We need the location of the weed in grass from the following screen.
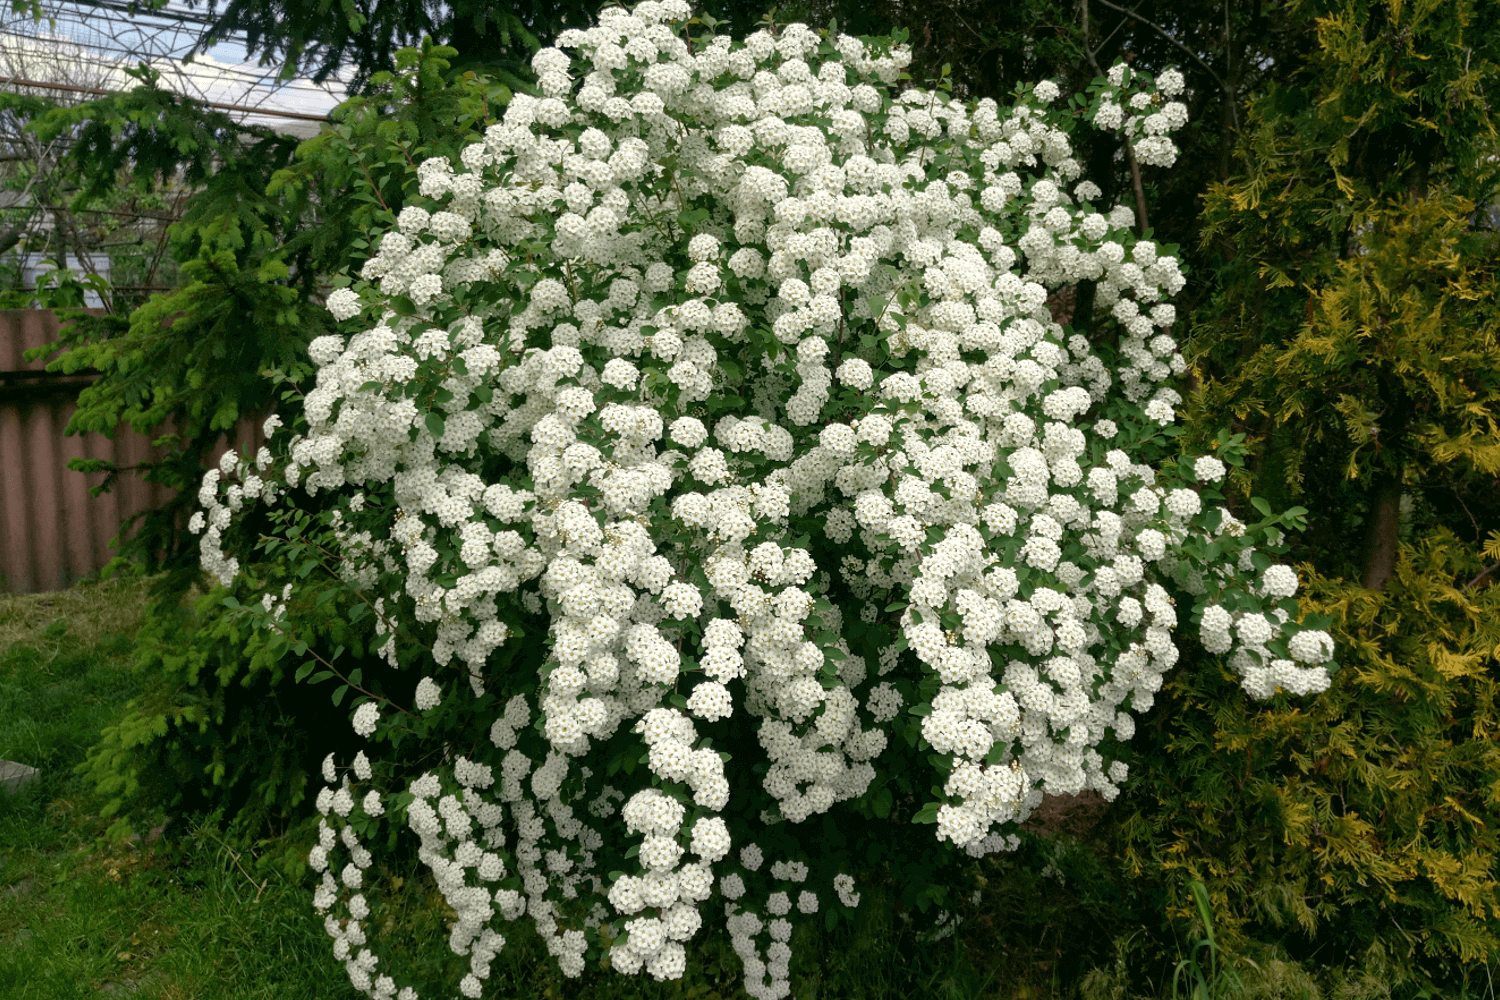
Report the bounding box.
[1171,881,1244,1000]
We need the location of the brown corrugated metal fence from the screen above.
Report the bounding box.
[0,309,264,594]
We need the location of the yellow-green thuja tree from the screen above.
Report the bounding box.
[1108,0,1500,989]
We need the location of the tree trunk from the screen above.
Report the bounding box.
[1360,470,1403,590]
[1218,91,1234,181]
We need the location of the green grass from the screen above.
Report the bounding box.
[0,576,371,999]
[0,576,1496,1000]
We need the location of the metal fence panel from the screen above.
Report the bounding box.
[0,309,261,594]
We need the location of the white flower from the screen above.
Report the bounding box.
[686,681,734,721]
[415,677,442,711]
[1194,456,1227,482]
[1144,399,1176,425]
[602,358,641,390]
[1155,68,1186,96]
[836,358,873,389]
[1236,613,1274,646]
[1289,629,1334,664]
[688,233,721,261]
[397,206,429,233]
[690,816,731,861]
[1261,564,1299,598]
[833,873,860,908]
[661,581,703,619]
[325,288,362,322]
[670,417,708,449]
[1164,489,1202,519]
[352,702,380,738]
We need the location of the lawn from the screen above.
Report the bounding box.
[0,577,376,999]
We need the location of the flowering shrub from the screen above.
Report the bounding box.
[190,3,1337,997]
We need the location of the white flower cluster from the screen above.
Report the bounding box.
[192,4,1336,997]
[832,872,860,908]
[604,783,719,979]
[1089,66,1189,167]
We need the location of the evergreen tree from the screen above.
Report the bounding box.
[162,0,591,93]
[1109,0,1500,986]
[1189,0,1500,587]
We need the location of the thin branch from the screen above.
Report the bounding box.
[936,0,978,38]
[261,610,419,719]
[1079,0,1106,76]
[196,824,270,903]
[0,74,332,123]
[1125,141,1150,237]
[1465,561,1499,593]
[1091,0,1239,130]
[1082,0,1151,236]
[834,286,845,373]
[1097,15,1130,55]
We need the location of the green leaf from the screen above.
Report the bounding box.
[1250,496,1273,517]
[913,801,941,824]
[425,411,446,438]
[332,684,349,706]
